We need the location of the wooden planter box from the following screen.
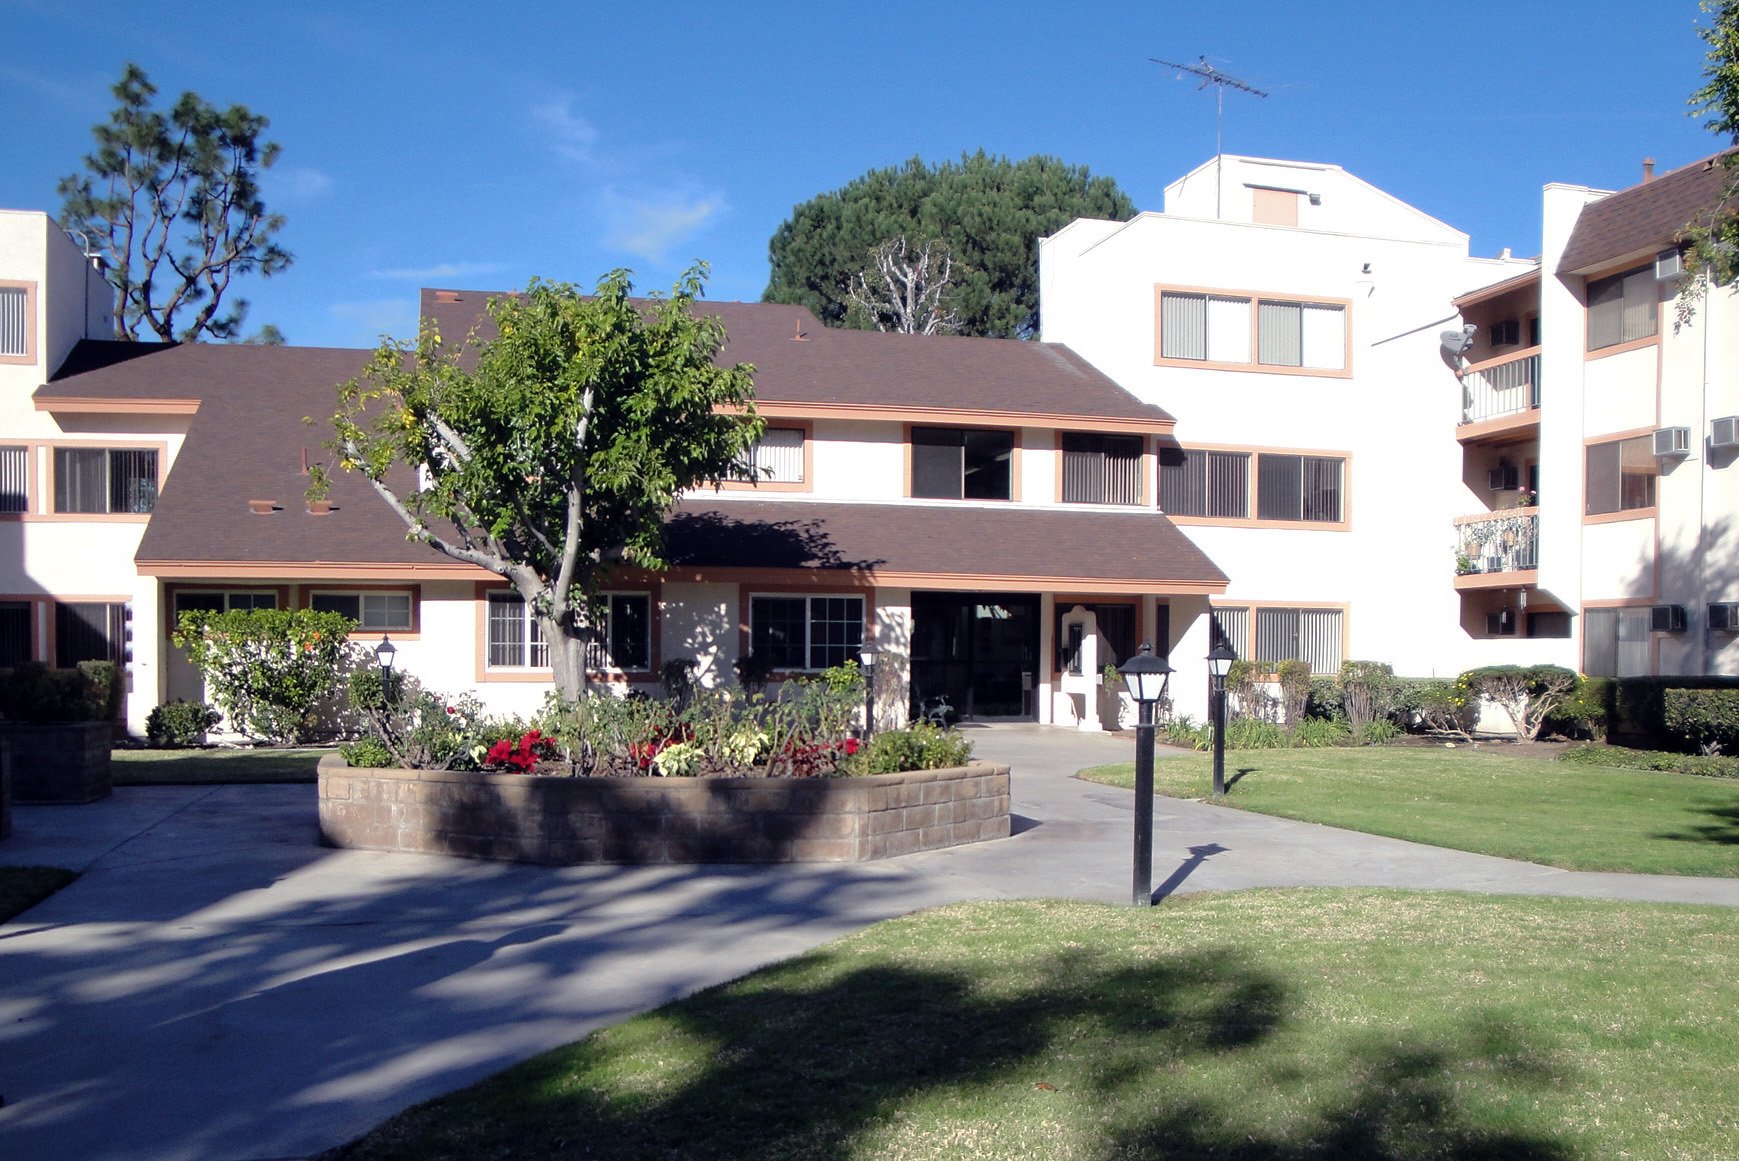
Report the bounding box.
[0,721,113,805]
[318,754,1011,865]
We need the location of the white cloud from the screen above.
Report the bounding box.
[533,95,600,163]
[369,261,508,282]
[602,190,725,263]
[273,166,334,202]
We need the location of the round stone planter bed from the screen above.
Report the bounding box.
[317,754,1011,865]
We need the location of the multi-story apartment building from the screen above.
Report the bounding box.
[1041,152,1737,717]
[3,216,1228,734]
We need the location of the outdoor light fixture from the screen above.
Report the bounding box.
[1118,643,1173,907]
[858,643,880,738]
[1207,643,1237,797]
[375,634,397,672]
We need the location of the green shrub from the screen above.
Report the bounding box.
[1223,717,1288,750]
[1461,665,1579,742]
[1595,677,1739,750]
[339,736,396,768]
[1304,676,1343,721]
[346,667,488,771]
[1559,744,1739,779]
[174,608,359,743]
[859,723,973,774]
[1545,675,1609,740]
[0,661,117,724]
[1663,688,1739,755]
[145,699,221,747]
[1276,659,1311,728]
[1294,716,1352,747]
[1162,715,1207,749]
[1361,718,1403,745]
[733,652,774,695]
[1339,660,1398,744]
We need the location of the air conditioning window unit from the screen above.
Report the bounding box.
[1712,416,1739,449]
[1656,247,1686,281]
[1651,604,1688,633]
[1487,464,1519,491]
[1709,603,1739,632]
[1486,610,1516,636]
[1653,426,1691,457]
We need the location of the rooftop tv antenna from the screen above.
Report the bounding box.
[1152,56,1269,216]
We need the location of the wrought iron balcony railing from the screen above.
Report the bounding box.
[1454,509,1538,576]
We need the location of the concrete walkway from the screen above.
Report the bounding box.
[2,727,1735,1161]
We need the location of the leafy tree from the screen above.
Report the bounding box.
[1684,0,1739,292]
[320,269,761,698]
[764,152,1135,338]
[57,63,291,342]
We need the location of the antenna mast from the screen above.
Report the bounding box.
[1152,56,1269,217]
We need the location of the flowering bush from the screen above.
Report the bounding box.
[174,608,358,743]
[345,667,488,770]
[484,729,559,772]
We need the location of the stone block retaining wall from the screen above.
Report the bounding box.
[318,755,1011,864]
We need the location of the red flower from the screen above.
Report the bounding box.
[842,738,860,756]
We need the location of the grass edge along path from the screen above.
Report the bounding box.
[1079,746,1739,877]
[110,746,327,785]
[322,891,1739,1161]
[0,865,76,923]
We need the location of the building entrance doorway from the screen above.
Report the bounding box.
[909,592,1039,721]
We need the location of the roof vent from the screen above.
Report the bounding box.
[433,290,461,303]
[248,499,281,515]
[1642,157,1656,183]
[307,500,334,517]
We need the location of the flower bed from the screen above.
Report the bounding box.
[317,754,1010,864]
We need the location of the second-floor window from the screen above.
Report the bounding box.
[0,284,29,359]
[1159,290,1347,371]
[739,428,805,484]
[1586,266,1657,351]
[53,448,157,515]
[911,427,1013,500]
[0,446,27,513]
[1160,449,1343,524]
[1585,436,1655,515]
[1061,434,1142,504]
[56,601,127,668]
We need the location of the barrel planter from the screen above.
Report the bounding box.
[317,753,1010,865]
[1,721,113,805]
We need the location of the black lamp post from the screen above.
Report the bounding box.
[858,643,879,738]
[1207,643,1236,797]
[1119,642,1173,907]
[375,633,398,705]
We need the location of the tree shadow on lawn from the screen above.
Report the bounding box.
[346,943,1575,1160]
[1652,804,1739,846]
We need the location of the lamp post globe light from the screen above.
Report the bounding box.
[1207,643,1237,798]
[1118,642,1173,907]
[375,634,398,706]
[858,643,879,739]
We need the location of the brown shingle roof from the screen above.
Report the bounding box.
[1557,150,1738,275]
[419,289,1174,430]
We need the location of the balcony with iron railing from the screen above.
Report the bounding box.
[1453,508,1538,585]
[1457,349,1540,434]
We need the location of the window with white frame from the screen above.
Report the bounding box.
[739,427,806,484]
[52,447,157,514]
[0,446,28,513]
[1159,290,1346,371]
[310,590,414,632]
[1583,607,1651,677]
[0,285,29,358]
[173,591,278,618]
[1586,265,1657,351]
[486,591,650,671]
[749,594,864,671]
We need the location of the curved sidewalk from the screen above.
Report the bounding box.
[1,727,1734,1161]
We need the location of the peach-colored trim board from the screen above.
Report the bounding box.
[1152,284,1355,378]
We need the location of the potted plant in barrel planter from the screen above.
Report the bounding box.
[0,661,120,805]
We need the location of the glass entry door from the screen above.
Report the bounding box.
[909,593,1039,721]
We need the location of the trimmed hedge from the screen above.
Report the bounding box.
[1560,743,1739,779]
[1663,688,1739,755]
[1603,676,1739,752]
[0,661,121,724]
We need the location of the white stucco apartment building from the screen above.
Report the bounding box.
[1040,153,1738,717]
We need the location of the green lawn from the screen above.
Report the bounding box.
[1080,746,1739,876]
[0,865,77,923]
[323,891,1739,1160]
[111,746,328,785]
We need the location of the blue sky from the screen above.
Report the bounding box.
[0,1,1725,349]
